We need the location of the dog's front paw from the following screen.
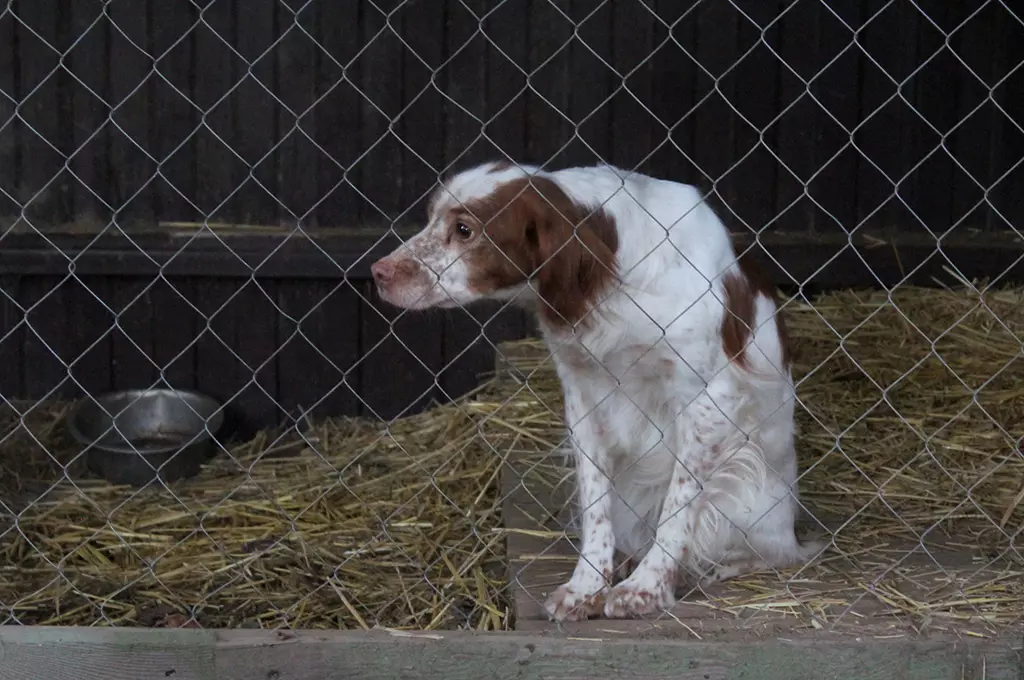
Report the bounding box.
[544,583,606,622]
[603,570,675,619]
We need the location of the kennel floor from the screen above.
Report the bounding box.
[493,336,1024,643]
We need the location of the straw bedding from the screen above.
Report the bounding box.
[0,284,1022,633]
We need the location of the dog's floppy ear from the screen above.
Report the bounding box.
[519,177,619,327]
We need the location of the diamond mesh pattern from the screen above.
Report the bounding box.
[0,0,1022,636]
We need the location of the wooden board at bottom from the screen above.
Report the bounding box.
[0,627,1020,680]
[496,345,1024,643]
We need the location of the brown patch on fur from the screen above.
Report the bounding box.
[460,176,619,327]
[720,249,793,370]
[487,160,514,173]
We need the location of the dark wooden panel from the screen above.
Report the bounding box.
[359,280,443,421]
[852,1,920,236]
[609,0,657,172]
[768,0,821,236]
[148,0,200,223]
[0,275,25,400]
[106,0,157,227]
[193,1,243,226]
[1,0,1016,237]
[438,302,531,406]
[303,0,363,228]
[396,0,446,218]
[804,0,861,239]
[276,279,362,423]
[15,0,71,226]
[64,276,114,398]
[692,0,739,202]
[5,227,1024,289]
[215,0,281,226]
[482,0,529,164]
[721,2,783,235]
[109,276,158,391]
[21,276,71,402]
[67,2,112,228]
[442,0,489,170]
[949,2,1024,235]
[0,9,16,219]
[525,0,573,169]
[273,4,321,226]
[192,279,281,437]
[985,10,1024,237]
[903,12,959,241]
[567,0,614,166]
[356,1,402,223]
[148,277,198,391]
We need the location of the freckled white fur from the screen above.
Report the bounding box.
[375,160,825,621]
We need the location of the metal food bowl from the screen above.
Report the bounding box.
[68,389,225,486]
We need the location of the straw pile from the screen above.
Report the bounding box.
[496,283,1024,634]
[1,283,1022,633]
[0,400,511,630]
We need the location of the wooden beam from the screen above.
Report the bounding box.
[0,226,1021,289]
[0,626,1019,680]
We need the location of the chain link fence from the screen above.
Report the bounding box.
[0,0,1022,638]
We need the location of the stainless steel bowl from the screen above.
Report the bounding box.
[68,389,225,486]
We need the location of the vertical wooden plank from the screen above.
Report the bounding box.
[53,0,76,226]
[315,281,363,418]
[239,281,281,433]
[0,8,17,220]
[193,0,242,226]
[397,0,446,220]
[275,280,325,426]
[808,0,860,238]
[649,0,698,184]
[358,0,403,225]
[525,0,572,169]
[989,14,1023,235]
[610,0,656,172]
[854,1,919,234]
[0,276,25,401]
[359,280,443,422]
[67,2,111,230]
[905,2,958,241]
[65,276,114,399]
[106,0,156,228]
[567,0,614,167]
[482,0,528,164]
[247,0,283,226]
[277,279,362,423]
[441,0,487,170]
[950,5,1008,234]
[438,303,530,405]
[110,277,158,391]
[21,276,70,402]
[274,3,320,227]
[306,0,361,228]
[149,277,198,391]
[770,0,821,235]
[439,0,529,403]
[692,0,739,204]
[16,0,71,226]
[725,2,782,236]
[192,279,239,437]
[192,279,280,435]
[149,0,199,224]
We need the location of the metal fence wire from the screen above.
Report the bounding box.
[1,0,1023,637]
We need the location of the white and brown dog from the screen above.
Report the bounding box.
[370,160,824,621]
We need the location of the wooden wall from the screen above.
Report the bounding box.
[1,0,1022,431]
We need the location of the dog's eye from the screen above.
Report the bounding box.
[455,222,473,240]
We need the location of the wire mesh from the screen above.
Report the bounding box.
[0,0,1022,639]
